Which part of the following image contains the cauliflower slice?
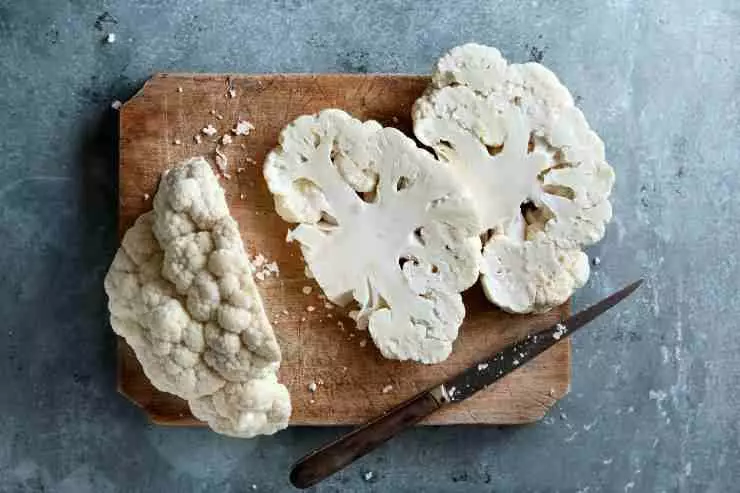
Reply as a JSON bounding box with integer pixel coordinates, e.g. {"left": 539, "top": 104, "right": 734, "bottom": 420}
{"left": 264, "top": 110, "right": 481, "bottom": 364}
{"left": 105, "top": 157, "right": 290, "bottom": 438}
{"left": 414, "top": 44, "right": 614, "bottom": 313}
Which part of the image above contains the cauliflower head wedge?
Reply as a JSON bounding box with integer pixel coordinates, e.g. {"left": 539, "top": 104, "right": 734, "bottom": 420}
{"left": 414, "top": 44, "right": 615, "bottom": 313}
{"left": 264, "top": 109, "right": 481, "bottom": 364}
{"left": 105, "top": 157, "right": 290, "bottom": 438}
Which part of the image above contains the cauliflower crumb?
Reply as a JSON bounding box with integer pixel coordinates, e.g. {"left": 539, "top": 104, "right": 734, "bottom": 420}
{"left": 193, "top": 134, "right": 202, "bottom": 144}
{"left": 477, "top": 363, "right": 489, "bottom": 371}
{"left": 308, "top": 382, "right": 318, "bottom": 392}
{"left": 302, "top": 286, "right": 313, "bottom": 295}
{"left": 265, "top": 261, "right": 279, "bottom": 274}
{"left": 553, "top": 323, "right": 567, "bottom": 340}
{"left": 281, "top": 309, "right": 289, "bottom": 316}
{"left": 324, "top": 302, "right": 333, "bottom": 310}
{"left": 592, "top": 256, "right": 601, "bottom": 266}
{"left": 239, "top": 192, "right": 246, "bottom": 200}
{"left": 173, "top": 139, "right": 181, "bottom": 145}
{"left": 177, "top": 86, "right": 183, "bottom": 93}
{"left": 236, "top": 167, "right": 245, "bottom": 174}
{"left": 255, "top": 271, "right": 265, "bottom": 281}
{"left": 233, "top": 119, "right": 255, "bottom": 136}
{"left": 359, "top": 339, "right": 367, "bottom": 348}
{"left": 381, "top": 384, "right": 393, "bottom": 394}
{"left": 363, "top": 471, "right": 374, "bottom": 482}
{"left": 221, "top": 134, "right": 233, "bottom": 145}
{"left": 215, "top": 146, "right": 229, "bottom": 178}
{"left": 142, "top": 193, "right": 150, "bottom": 201}
{"left": 202, "top": 124, "right": 218, "bottom": 137}
{"left": 216, "top": 114, "right": 224, "bottom": 121}
{"left": 306, "top": 305, "right": 315, "bottom": 312}
{"left": 228, "top": 88, "right": 237, "bottom": 99}
{"left": 105, "top": 33, "right": 116, "bottom": 43}
{"left": 513, "top": 359, "right": 520, "bottom": 366}
{"left": 110, "top": 100, "right": 122, "bottom": 110}
{"left": 252, "top": 254, "right": 266, "bottom": 268}
{"left": 300, "top": 316, "right": 306, "bottom": 322}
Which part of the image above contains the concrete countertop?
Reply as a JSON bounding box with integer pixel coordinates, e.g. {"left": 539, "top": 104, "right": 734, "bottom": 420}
{"left": 1, "top": 0, "right": 738, "bottom": 491}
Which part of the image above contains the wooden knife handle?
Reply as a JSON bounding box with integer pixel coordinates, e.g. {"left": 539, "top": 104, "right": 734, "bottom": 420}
{"left": 290, "top": 390, "right": 443, "bottom": 489}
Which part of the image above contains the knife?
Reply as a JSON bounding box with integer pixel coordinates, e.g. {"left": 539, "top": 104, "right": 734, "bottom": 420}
{"left": 290, "top": 280, "right": 643, "bottom": 489}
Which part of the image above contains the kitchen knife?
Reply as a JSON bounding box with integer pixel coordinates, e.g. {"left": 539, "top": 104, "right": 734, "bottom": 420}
{"left": 290, "top": 280, "right": 643, "bottom": 489}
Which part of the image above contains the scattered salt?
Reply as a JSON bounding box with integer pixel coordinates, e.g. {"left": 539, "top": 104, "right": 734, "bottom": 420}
{"left": 477, "top": 363, "right": 489, "bottom": 371}
{"left": 553, "top": 323, "right": 567, "bottom": 340}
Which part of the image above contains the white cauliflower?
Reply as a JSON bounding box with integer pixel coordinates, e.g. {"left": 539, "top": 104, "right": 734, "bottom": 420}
{"left": 264, "top": 109, "right": 481, "bottom": 364}
{"left": 413, "top": 44, "right": 614, "bottom": 313}
{"left": 105, "top": 157, "right": 290, "bottom": 438}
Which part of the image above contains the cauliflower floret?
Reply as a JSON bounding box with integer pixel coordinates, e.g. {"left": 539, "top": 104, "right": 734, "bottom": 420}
{"left": 105, "top": 157, "right": 290, "bottom": 437}
{"left": 413, "top": 44, "right": 614, "bottom": 313}
{"left": 264, "top": 110, "right": 481, "bottom": 364}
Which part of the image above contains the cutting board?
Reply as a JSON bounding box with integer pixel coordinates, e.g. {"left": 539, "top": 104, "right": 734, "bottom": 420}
{"left": 117, "top": 73, "right": 570, "bottom": 426}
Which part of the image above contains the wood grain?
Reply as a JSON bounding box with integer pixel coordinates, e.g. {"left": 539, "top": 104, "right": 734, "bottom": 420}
{"left": 117, "top": 73, "right": 570, "bottom": 426}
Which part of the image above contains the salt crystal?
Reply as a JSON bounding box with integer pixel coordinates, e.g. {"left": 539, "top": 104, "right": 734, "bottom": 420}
{"left": 477, "top": 363, "right": 489, "bottom": 371}
{"left": 221, "top": 134, "right": 232, "bottom": 145}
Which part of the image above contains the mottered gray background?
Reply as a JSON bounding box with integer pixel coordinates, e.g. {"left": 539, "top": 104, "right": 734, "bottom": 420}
{"left": 0, "top": 0, "right": 738, "bottom": 491}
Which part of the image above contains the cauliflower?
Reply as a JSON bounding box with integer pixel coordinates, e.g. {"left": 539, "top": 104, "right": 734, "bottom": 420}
{"left": 264, "top": 109, "right": 481, "bottom": 364}
{"left": 413, "top": 44, "right": 614, "bottom": 313}
{"left": 105, "top": 157, "right": 290, "bottom": 438}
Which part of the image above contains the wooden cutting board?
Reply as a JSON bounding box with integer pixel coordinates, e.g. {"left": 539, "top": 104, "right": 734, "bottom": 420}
{"left": 117, "top": 73, "right": 570, "bottom": 426}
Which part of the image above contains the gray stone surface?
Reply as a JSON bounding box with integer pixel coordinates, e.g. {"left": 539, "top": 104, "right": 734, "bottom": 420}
{"left": 0, "top": 0, "right": 738, "bottom": 491}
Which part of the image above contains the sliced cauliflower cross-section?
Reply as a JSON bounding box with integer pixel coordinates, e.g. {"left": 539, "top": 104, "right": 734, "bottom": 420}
{"left": 413, "top": 44, "right": 615, "bottom": 313}
{"left": 105, "top": 157, "right": 290, "bottom": 438}
{"left": 265, "top": 109, "right": 481, "bottom": 364}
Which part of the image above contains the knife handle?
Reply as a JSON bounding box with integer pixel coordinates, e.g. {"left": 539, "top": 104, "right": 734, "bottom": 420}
{"left": 290, "top": 389, "right": 443, "bottom": 489}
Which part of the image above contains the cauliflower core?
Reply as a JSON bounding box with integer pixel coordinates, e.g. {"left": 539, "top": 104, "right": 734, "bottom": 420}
{"left": 105, "top": 157, "right": 290, "bottom": 438}
{"left": 264, "top": 110, "right": 481, "bottom": 364}
{"left": 414, "top": 44, "right": 614, "bottom": 313}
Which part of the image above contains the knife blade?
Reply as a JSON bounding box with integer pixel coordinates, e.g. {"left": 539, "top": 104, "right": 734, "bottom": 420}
{"left": 290, "top": 280, "right": 643, "bottom": 489}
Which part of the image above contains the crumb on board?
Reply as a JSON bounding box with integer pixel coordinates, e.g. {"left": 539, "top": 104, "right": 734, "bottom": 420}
{"left": 233, "top": 119, "right": 255, "bottom": 136}
{"left": 592, "top": 256, "right": 601, "bottom": 266}
{"left": 302, "top": 286, "right": 313, "bottom": 295}
{"left": 281, "top": 309, "right": 289, "bottom": 316}
{"left": 477, "top": 363, "right": 489, "bottom": 371}
{"left": 306, "top": 305, "right": 315, "bottom": 312}
{"left": 215, "top": 146, "right": 229, "bottom": 178}
{"left": 381, "top": 385, "right": 393, "bottom": 394}
{"left": 236, "top": 167, "right": 245, "bottom": 174}
{"left": 110, "top": 100, "right": 122, "bottom": 110}
{"left": 308, "top": 382, "right": 317, "bottom": 392}
{"left": 173, "top": 139, "right": 181, "bottom": 145}
{"left": 239, "top": 192, "right": 246, "bottom": 200}
{"left": 359, "top": 339, "right": 367, "bottom": 348}
{"left": 228, "top": 88, "right": 237, "bottom": 98}
{"left": 143, "top": 193, "right": 150, "bottom": 201}
{"left": 363, "top": 471, "right": 374, "bottom": 482}
{"left": 193, "top": 134, "right": 202, "bottom": 144}
{"left": 105, "top": 33, "right": 116, "bottom": 43}
{"left": 177, "top": 86, "right": 183, "bottom": 93}
{"left": 301, "top": 316, "right": 306, "bottom": 322}
{"left": 324, "top": 302, "right": 333, "bottom": 310}
{"left": 202, "top": 124, "right": 218, "bottom": 136}
{"left": 221, "top": 134, "right": 233, "bottom": 145}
